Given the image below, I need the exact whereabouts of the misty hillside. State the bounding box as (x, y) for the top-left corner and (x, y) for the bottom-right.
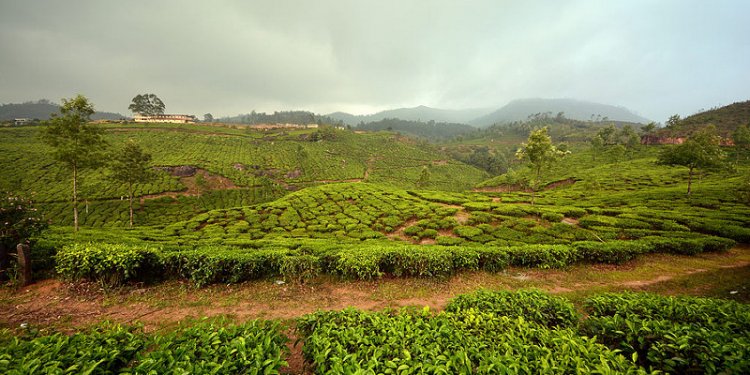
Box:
(356, 118), (477, 140)
(470, 98), (650, 127)
(676, 100), (750, 134)
(329, 106), (491, 126)
(0, 100), (125, 121)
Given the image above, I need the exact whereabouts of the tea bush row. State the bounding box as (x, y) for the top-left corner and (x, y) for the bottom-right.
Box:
(56, 233), (734, 286)
(298, 290), (750, 374)
(0, 320), (288, 374)
(297, 308), (647, 374)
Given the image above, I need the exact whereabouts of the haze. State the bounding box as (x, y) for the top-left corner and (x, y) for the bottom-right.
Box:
(0, 0), (748, 122)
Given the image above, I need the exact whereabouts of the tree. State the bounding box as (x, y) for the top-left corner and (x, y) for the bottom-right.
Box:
(666, 114), (682, 132)
(641, 122), (657, 135)
(657, 125), (726, 195)
(41, 95), (107, 231)
(515, 127), (568, 204)
(128, 93), (165, 116)
(732, 124), (750, 160)
(204, 113), (214, 123)
(0, 193), (47, 281)
(108, 140), (156, 228)
(416, 166), (431, 188)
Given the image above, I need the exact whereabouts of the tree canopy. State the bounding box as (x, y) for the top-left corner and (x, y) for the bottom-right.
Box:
(128, 93), (165, 116)
(40, 94), (107, 231)
(657, 125), (726, 195)
(516, 127), (568, 203)
(109, 140), (156, 227)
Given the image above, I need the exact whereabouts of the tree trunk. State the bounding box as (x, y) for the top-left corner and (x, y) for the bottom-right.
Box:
(0, 243), (8, 281)
(687, 167), (693, 196)
(73, 166), (79, 232)
(128, 182), (134, 228)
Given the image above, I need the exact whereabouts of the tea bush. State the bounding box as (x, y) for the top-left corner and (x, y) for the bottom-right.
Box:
(445, 289), (580, 328)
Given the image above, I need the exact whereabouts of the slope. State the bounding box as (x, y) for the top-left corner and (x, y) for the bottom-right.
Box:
(470, 98), (650, 127)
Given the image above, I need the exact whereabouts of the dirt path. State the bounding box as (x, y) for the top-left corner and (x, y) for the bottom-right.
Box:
(2, 247), (749, 332)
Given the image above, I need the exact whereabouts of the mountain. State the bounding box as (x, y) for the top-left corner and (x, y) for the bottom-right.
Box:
(0, 100), (125, 121)
(328, 106), (492, 126)
(469, 98), (650, 127)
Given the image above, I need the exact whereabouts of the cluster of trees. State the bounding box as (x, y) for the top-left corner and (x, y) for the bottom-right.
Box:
(589, 124), (640, 162)
(455, 146), (509, 176)
(43, 95), (155, 230)
(222, 111), (344, 126)
(472, 113), (644, 144)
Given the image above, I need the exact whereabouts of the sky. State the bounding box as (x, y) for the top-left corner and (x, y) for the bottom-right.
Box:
(0, 0), (748, 122)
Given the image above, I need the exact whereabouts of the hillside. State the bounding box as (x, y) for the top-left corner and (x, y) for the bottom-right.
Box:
(470, 98), (650, 127)
(355, 118), (478, 140)
(0, 123), (488, 227)
(677, 100), (750, 135)
(329, 105), (491, 126)
(0, 100), (125, 121)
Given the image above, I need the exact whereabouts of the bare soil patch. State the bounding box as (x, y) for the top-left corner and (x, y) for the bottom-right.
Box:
(2, 248), (749, 331)
(141, 168), (239, 203)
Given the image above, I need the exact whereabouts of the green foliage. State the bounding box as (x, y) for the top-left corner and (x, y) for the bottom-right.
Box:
(298, 306), (646, 375)
(126, 319), (288, 374)
(445, 290), (580, 328)
(0, 320), (288, 375)
(657, 125), (727, 195)
(0, 323), (147, 374)
(581, 293), (750, 374)
(108, 140), (156, 227)
(40, 95), (108, 231)
(55, 243), (160, 286)
(0, 192), (47, 248)
(128, 93), (165, 115)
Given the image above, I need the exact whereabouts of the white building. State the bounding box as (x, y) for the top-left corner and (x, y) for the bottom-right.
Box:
(134, 114), (197, 123)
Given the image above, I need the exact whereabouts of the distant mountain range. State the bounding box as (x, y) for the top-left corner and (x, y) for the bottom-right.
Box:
(469, 98), (650, 126)
(329, 98), (650, 127)
(0, 100), (125, 121)
(328, 106), (491, 126)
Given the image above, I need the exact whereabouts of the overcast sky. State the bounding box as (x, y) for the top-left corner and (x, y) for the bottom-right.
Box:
(1, 0), (748, 122)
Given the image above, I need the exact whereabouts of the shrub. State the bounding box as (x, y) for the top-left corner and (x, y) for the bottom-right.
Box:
(280, 254), (321, 283)
(55, 243), (160, 286)
(445, 289), (580, 328)
(573, 240), (649, 264)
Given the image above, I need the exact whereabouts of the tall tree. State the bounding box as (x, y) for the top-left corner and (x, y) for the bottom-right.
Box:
(516, 127), (568, 204)
(203, 113), (214, 123)
(109, 140), (156, 228)
(40, 95), (107, 231)
(657, 125), (726, 195)
(128, 93), (165, 116)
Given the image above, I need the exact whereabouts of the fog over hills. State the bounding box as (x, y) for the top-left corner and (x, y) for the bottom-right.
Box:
(469, 98), (651, 127)
(328, 106), (491, 126)
(329, 99), (650, 127)
(0, 100), (125, 121)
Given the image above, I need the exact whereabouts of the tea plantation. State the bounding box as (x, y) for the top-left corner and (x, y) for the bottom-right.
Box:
(3, 291), (747, 374)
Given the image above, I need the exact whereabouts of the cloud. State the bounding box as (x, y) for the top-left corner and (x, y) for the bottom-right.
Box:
(0, 0), (748, 121)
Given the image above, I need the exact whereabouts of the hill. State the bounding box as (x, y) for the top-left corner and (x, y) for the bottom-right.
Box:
(0, 99), (125, 121)
(355, 118), (478, 140)
(329, 105), (491, 126)
(0, 123), (488, 227)
(677, 100), (750, 135)
(470, 98), (650, 127)
(218, 110), (343, 126)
